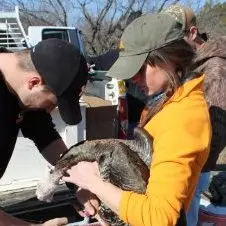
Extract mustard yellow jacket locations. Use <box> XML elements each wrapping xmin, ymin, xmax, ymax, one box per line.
<box><xmin>119</xmin><ymin>74</ymin><xmax>211</xmax><ymax>226</ymax></box>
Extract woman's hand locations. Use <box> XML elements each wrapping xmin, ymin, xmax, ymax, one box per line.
<box><xmin>62</xmin><ymin>161</ymin><xmax>101</xmax><ymax>190</ymax></box>
<box><xmin>62</xmin><ymin>161</ymin><xmax>121</xmax><ymax>216</ymax></box>
<box><xmin>63</xmin><ymin>162</ymin><xmax>102</xmax><ymax>217</ymax></box>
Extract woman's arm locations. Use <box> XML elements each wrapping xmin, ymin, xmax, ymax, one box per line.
<box><xmin>63</xmin><ymin>116</ymin><xmax>210</xmax><ymax>226</ymax></box>
<box><xmin>88</xmin><ymin>176</ymin><xmax>122</xmax><ymax>214</ymax></box>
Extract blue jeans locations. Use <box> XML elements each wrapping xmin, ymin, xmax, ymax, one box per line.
<box><xmin>186</xmin><ymin>172</ymin><xmax>210</xmax><ymax>226</ymax></box>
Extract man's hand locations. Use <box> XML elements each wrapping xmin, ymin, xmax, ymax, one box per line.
<box><xmin>73</xmin><ymin>188</ymin><xmax>100</xmax><ymax>217</ymax></box>
<box><xmin>0</xmin><ymin>209</ymin><xmax>68</xmax><ymax>226</ymax></box>
<box><xmin>41</xmin><ymin>217</ymin><xmax>68</xmax><ymax>226</ymax></box>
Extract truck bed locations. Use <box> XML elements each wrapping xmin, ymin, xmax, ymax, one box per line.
<box><xmin>1</xmin><ymin>184</ymin><xmax>85</xmax><ymax>224</ymax></box>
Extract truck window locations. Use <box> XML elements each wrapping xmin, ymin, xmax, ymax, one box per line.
<box><xmin>68</xmin><ymin>29</ymin><xmax>82</xmax><ymax>54</ymax></box>
<box><xmin>42</xmin><ymin>29</ymin><xmax>69</xmax><ymax>42</ymax></box>
<box><xmin>42</xmin><ymin>28</ymin><xmax>84</xmax><ymax>57</ymax></box>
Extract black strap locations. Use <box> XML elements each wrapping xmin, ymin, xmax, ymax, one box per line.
<box><xmin>175</xmin><ymin>207</ymin><xmax>187</xmax><ymax>226</ymax></box>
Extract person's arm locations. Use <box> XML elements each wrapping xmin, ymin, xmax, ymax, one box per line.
<box><xmin>0</xmin><ymin>209</ymin><xmax>68</xmax><ymax>226</ymax></box>
<box><xmin>41</xmin><ymin>138</ymin><xmax>67</xmax><ymax>165</ymax></box>
<box><xmin>63</xmin><ymin>130</ymin><xmax>208</xmax><ymax>225</ymax></box>
<box><xmin>200</xmin><ymin>57</ymin><xmax>226</xmax><ymax>170</ymax></box>
<box><xmin>62</xmin><ymin>135</ymin><xmax>194</xmax><ymax>226</ymax></box>
<box><xmin>0</xmin><ymin>209</ymin><xmax>34</xmax><ymax>226</ymax></box>
<box><xmin>63</xmin><ymin>107</ymin><xmax>211</xmax><ymax>226</ymax></box>
<box><xmin>88</xmin><ymin>177</ymin><xmax>122</xmax><ymax>214</ymax></box>
<box><xmin>20</xmin><ymin>110</ymin><xmax>67</xmax><ymax>165</ymax></box>
<box><xmin>202</xmin><ymin>57</ymin><xmax>226</xmax><ymax>110</ymax></box>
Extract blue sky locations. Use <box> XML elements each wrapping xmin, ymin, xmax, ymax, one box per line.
<box><xmin>1</xmin><ymin>0</ymin><xmax>226</xmax><ymax>26</ymax></box>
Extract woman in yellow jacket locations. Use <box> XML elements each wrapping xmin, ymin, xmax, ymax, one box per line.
<box><xmin>63</xmin><ymin>13</ymin><xmax>211</xmax><ymax>226</ymax></box>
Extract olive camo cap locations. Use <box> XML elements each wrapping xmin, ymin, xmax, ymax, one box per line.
<box><xmin>162</xmin><ymin>4</ymin><xmax>196</xmax><ymax>31</ymax></box>
<box><xmin>107</xmin><ymin>13</ymin><xmax>184</xmax><ymax>80</ymax></box>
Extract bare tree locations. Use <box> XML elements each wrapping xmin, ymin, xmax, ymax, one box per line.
<box><xmin>196</xmin><ymin>2</ymin><xmax>226</xmax><ymax>40</ymax></box>
<box><xmin>0</xmin><ymin>0</ymin><xmax>73</xmax><ymax>30</ymax></box>
<box><xmin>74</xmin><ymin>0</ymin><xmax>181</xmax><ymax>55</ymax></box>
<box><xmin>1</xmin><ymin>0</ymin><xmax>225</xmax><ymax>56</ymax></box>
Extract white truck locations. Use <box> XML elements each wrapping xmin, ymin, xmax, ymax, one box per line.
<box><xmin>0</xmin><ymin>6</ymin><xmax>122</xmax><ymax>224</ymax></box>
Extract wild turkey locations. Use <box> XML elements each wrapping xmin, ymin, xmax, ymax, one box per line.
<box><xmin>36</xmin><ymin>127</ymin><xmax>152</xmax><ymax>226</ymax></box>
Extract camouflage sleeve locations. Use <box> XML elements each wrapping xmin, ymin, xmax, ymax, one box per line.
<box><xmin>202</xmin><ymin>57</ymin><xmax>226</xmax><ymax>111</ymax></box>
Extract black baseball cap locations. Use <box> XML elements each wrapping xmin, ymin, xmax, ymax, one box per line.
<box><xmin>30</xmin><ymin>38</ymin><xmax>88</xmax><ymax>125</ymax></box>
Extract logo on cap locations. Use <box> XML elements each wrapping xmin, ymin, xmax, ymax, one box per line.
<box><xmin>119</xmin><ymin>41</ymin><xmax>125</xmax><ymax>51</ymax></box>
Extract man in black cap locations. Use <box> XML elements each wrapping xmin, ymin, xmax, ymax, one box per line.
<box><xmin>0</xmin><ymin>38</ymin><xmax>88</xmax><ymax>225</ymax></box>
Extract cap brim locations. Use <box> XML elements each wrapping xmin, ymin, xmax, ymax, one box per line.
<box><xmin>57</xmin><ymin>96</ymin><xmax>82</xmax><ymax>125</ymax></box>
<box><xmin>107</xmin><ymin>53</ymin><xmax>148</xmax><ymax>80</ymax></box>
